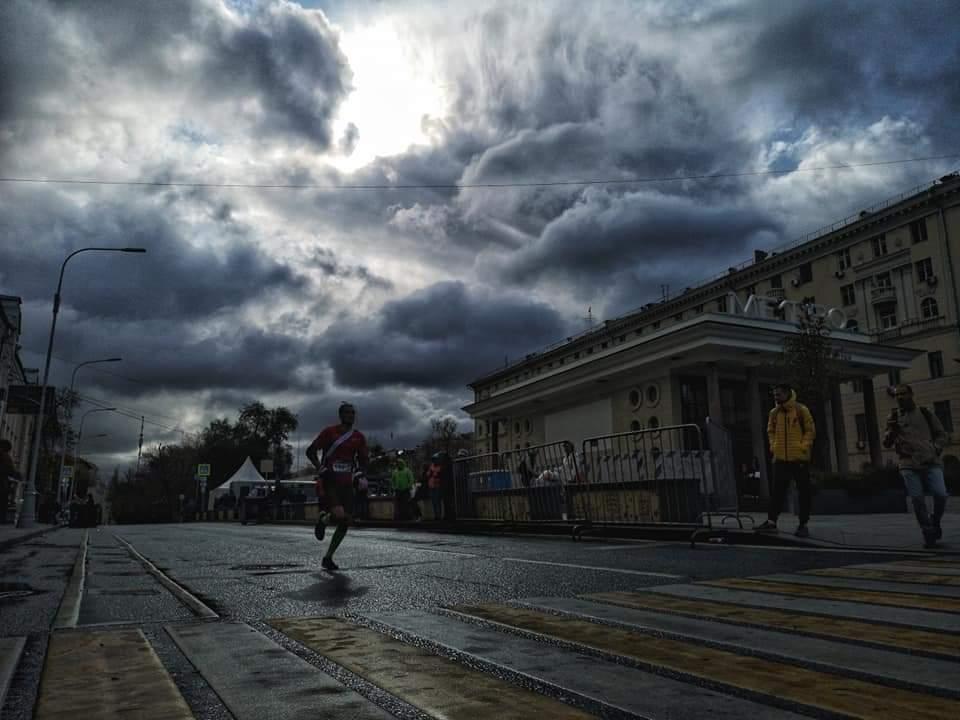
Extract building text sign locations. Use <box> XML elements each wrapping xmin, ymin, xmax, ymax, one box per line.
<box><xmin>725</xmin><ymin>292</ymin><xmax>849</xmax><ymax>330</ymax></box>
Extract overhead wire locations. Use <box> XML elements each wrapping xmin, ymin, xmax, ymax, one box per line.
<box><xmin>0</xmin><ymin>154</ymin><xmax>957</xmax><ymax>191</ymax></box>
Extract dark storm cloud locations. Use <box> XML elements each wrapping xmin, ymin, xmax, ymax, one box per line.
<box><xmin>306</xmin><ymin>248</ymin><xmax>393</xmax><ymax>290</ymax></box>
<box><xmin>0</xmin><ymin>189</ymin><xmax>307</xmax><ymax>321</ymax></box>
<box><xmin>0</xmin><ymin>0</ymin><xmax>352</xmax><ymax>148</ymax></box>
<box><xmin>321</xmin><ymin>281</ymin><xmax>571</xmax><ymax>389</ymax></box>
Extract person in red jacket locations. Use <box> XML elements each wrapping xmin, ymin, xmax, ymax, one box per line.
<box><xmin>306</xmin><ymin>402</ymin><xmax>368</xmax><ymax>570</ymax></box>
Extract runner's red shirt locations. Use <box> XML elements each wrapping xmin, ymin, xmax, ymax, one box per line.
<box><xmin>314</xmin><ymin>424</ymin><xmax>368</xmax><ymax>486</ymax></box>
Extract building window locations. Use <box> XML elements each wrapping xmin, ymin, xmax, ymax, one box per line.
<box><xmin>618</xmin><ymin>334</ymin><xmax>626</xmax><ymax>342</ymax></box>
<box><xmin>855</xmin><ymin>414</ymin><xmax>868</xmax><ymax>446</ymax></box>
<box><xmin>910</xmin><ymin>218</ymin><xmax>929</xmax><ymax>244</ymax></box>
<box><xmin>635</xmin><ymin>329</ymin><xmax>643</xmax><ymax>336</ymax></box>
<box><xmin>837</xmin><ymin>248</ymin><xmax>852</xmax><ymax>271</ymax></box>
<box><xmin>878</xmin><ymin>303</ymin><xmax>897</xmax><ymax>329</ymax></box>
<box><xmin>629</xmin><ymin>388</ymin><xmax>642</xmax><ymax>408</ymax></box>
<box><xmin>652</xmin><ymin>321</ymin><xmax>660</xmax><ymax>329</ymax></box>
<box><xmin>840</xmin><ymin>284</ymin><xmax>856</xmax><ymax>306</ymax></box>
<box><xmin>647</xmin><ymin>416</ymin><xmax>660</xmax><ymax>429</ymax></box>
<box><xmin>574</xmin><ymin>352</ymin><xmax>580</xmax><ymax>359</ymax></box>
<box><xmin>514</xmin><ymin>422</ymin><xmax>521</xmax><ymax>435</ymax></box>
<box><xmin>478</xmin><ymin>422</ymin><xmax>485</xmax><ymax>438</ymax></box>
<box><xmin>694</xmin><ymin>304</ymin><xmax>704</xmax><ymax>314</ymax></box>
<box><xmin>888</xmin><ymin>369</ymin><xmax>901</xmax><ymax>387</ymax></box>
<box><xmin>872</xmin><ymin>234</ymin><xmax>888</xmax><ymax>257</ymax></box>
<box><xmin>524</xmin><ymin>419</ymin><xmax>532</xmax><ymax>434</ymax></box>
<box><xmin>716</xmin><ymin>296</ymin><xmax>728</xmax><ymax>312</ymax></box>
<box><xmin>745</xmin><ymin>284</ymin><xmax>757</xmax><ymax>297</ymax></box>
<box><xmin>874</xmin><ymin>271</ymin><xmax>892</xmax><ymax>288</ymax></box>
<box><xmin>797</xmin><ymin>263</ymin><xmax>813</xmax><ymax>284</ymax></box>
<box><xmin>851</xmin><ymin>379</ymin><xmax>863</xmax><ymax>393</ymax></box>
<box><xmin>929</xmin><ymin>351</ymin><xmax>944</xmax><ymax>379</ymax></box>
<box><xmin>845</xmin><ymin>319</ymin><xmax>859</xmax><ymax>332</ymax></box>
<box><xmin>921</xmin><ymin>297</ymin><xmax>939</xmax><ymax>319</ymax></box>
<box><xmin>674</xmin><ymin>313</ymin><xmax>683</xmax><ymax>322</ymax></box>
<box><xmin>630</xmin><ymin>419</ymin><xmax>641</xmax><ymax>432</ymax></box>
<box><xmin>916</xmin><ymin>258</ymin><xmax>934</xmax><ymax>283</ymax></box>
<box><xmin>769</xmin><ymin>274</ymin><xmax>782</xmax><ymax>289</ymax></box>
<box><xmin>601</xmin><ymin>342</ymin><xmax>608</xmax><ymax>349</ymax></box>
<box><xmin>934</xmin><ymin>400</ymin><xmax>954</xmax><ymax>433</ymax></box>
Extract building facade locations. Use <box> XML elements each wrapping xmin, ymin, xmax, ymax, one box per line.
<box><xmin>464</xmin><ymin>173</ymin><xmax>960</xmax><ymax>492</ymax></box>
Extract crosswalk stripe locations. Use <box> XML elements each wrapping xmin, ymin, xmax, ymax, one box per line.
<box><xmin>35</xmin><ymin>630</ymin><xmax>192</xmax><ymax>719</ymax></box>
<box><xmin>371</xmin><ymin>609</ymin><xmax>808</xmax><ymax>719</ymax></box>
<box><xmin>167</xmin><ymin>621</ymin><xmax>392</xmax><ymax>720</ymax></box>
<box><xmin>757</xmin><ymin>572</ymin><xmax>960</xmax><ymax>597</ymax></box>
<box><xmin>270</xmin><ymin>616</ymin><xmax>594</xmax><ymax>720</ymax></box>
<box><xmin>646</xmin><ymin>584</ymin><xmax>960</xmax><ymax>632</ymax></box>
<box><xmin>805</xmin><ymin>567</ymin><xmax>960</xmax><ymax>586</ymax></box>
<box><xmin>856</xmin><ymin>562</ymin><xmax>960</xmax><ymax>576</ymax></box>
<box><xmin>703</xmin><ymin>578</ymin><xmax>960</xmax><ymax>613</ymax></box>
<box><xmin>451</xmin><ymin>603</ymin><xmax>960</xmax><ymax>720</ymax></box>
<box><xmin>583</xmin><ymin>590</ymin><xmax>960</xmax><ymax>657</ymax></box>
<box><xmin>523</xmin><ymin>596</ymin><xmax>960</xmax><ymax>693</ymax></box>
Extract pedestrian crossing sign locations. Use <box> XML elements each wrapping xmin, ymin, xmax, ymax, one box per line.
<box><xmin>197</xmin><ymin>463</ymin><xmax>211</xmax><ymax>476</ymax></box>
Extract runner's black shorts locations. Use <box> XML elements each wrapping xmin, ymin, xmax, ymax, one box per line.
<box><xmin>322</xmin><ymin>477</ymin><xmax>354</xmax><ymax>516</ymax></box>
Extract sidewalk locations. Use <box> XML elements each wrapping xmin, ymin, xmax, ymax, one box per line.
<box><xmin>741</xmin><ymin>511</ymin><xmax>960</xmax><ymax>552</ymax></box>
<box><xmin>0</xmin><ymin>523</ymin><xmax>58</xmax><ymax>550</ymax></box>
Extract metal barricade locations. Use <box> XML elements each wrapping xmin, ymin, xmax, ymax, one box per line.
<box><xmin>578</xmin><ymin>424</ymin><xmax>711</xmax><ymax>528</ymax></box>
<box><xmin>703</xmin><ymin>417</ymin><xmax>748</xmax><ymax>529</ymax></box>
<box><xmin>497</xmin><ymin>441</ymin><xmax>584</xmax><ymax>522</ymax></box>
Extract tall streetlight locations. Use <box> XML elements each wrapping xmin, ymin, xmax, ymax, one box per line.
<box><xmin>66</xmin><ymin>407</ymin><xmax>116</xmax><ymax>505</ymax></box>
<box><xmin>20</xmin><ymin>247</ymin><xmax>145</xmax><ymax>528</ymax></box>
<box><xmin>56</xmin><ymin>358</ymin><xmax>122</xmax><ymax>508</ymax></box>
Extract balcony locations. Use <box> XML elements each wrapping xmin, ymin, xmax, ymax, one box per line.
<box><xmin>870</xmin><ymin>286</ymin><xmax>897</xmax><ymax>305</ymax></box>
<box><xmin>766</xmin><ymin>288</ymin><xmax>785</xmax><ymax>302</ymax></box>
<box><xmin>871</xmin><ymin>315</ymin><xmax>947</xmax><ymax>342</ymax></box>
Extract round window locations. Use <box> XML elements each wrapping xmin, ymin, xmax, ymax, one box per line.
<box><xmin>630</xmin><ymin>419</ymin><xmax>641</xmax><ymax>432</ymax></box>
<box><xmin>648</xmin><ymin>416</ymin><xmax>660</xmax><ymax>429</ymax></box>
<box><xmin>524</xmin><ymin>419</ymin><xmax>532</xmax><ymax>434</ymax></box>
<box><xmin>645</xmin><ymin>383</ymin><xmax>661</xmax><ymax>407</ymax></box>
<box><xmin>514</xmin><ymin>422</ymin><xmax>521</xmax><ymax>435</ymax></box>
<box><xmin>629</xmin><ymin>388</ymin><xmax>642</xmax><ymax>408</ymax></box>
<box><xmin>478</xmin><ymin>422</ymin><xmax>484</xmax><ymax>437</ymax></box>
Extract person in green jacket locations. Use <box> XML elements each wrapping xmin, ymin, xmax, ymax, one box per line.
<box><xmin>391</xmin><ymin>457</ymin><xmax>415</xmax><ymax>521</ymax></box>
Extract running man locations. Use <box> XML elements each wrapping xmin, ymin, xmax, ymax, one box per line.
<box><xmin>306</xmin><ymin>402</ymin><xmax>369</xmax><ymax>570</ymax></box>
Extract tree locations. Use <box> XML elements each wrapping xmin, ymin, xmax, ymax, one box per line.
<box><xmin>774</xmin><ymin>300</ymin><xmax>845</xmax><ymax>469</ymax></box>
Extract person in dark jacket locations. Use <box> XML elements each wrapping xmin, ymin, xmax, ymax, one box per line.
<box><xmin>883</xmin><ymin>384</ymin><xmax>949</xmax><ymax>548</ymax></box>
<box><xmin>1</xmin><ymin>439</ymin><xmax>22</xmax><ymax>524</ymax></box>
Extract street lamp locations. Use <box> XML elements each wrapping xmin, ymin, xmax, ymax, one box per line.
<box><xmin>56</xmin><ymin>357</ymin><xmax>122</xmax><ymax>507</ymax></box>
<box><xmin>20</xmin><ymin>247</ymin><xmax>145</xmax><ymax>528</ymax></box>
<box><xmin>66</xmin><ymin>407</ymin><xmax>116</xmax><ymax>505</ymax></box>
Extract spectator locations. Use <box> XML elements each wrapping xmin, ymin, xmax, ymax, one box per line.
<box><xmin>883</xmin><ymin>384</ymin><xmax>950</xmax><ymax>548</ymax></box>
<box><xmin>757</xmin><ymin>383</ymin><xmax>816</xmax><ymax>538</ymax></box>
<box><xmin>391</xmin><ymin>457</ymin><xmax>415</xmax><ymax>521</ymax></box>
<box><xmin>426</xmin><ymin>454</ymin><xmax>444</xmax><ymax>520</ymax></box>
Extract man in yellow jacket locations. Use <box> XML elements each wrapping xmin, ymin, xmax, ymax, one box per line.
<box><xmin>757</xmin><ymin>384</ymin><xmax>816</xmax><ymax>537</ymax></box>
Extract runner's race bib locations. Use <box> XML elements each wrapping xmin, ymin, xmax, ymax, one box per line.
<box><xmin>332</xmin><ymin>461</ymin><xmax>353</xmax><ymax>473</ymax></box>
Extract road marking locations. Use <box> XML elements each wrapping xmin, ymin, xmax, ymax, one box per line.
<box><xmin>864</xmin><ymin>562</ymin><xmax>960</xmax><ymax>576</ymax></box>
<box><xmin>804</xmin><ymin>566</ymin><xmax>960</xmax><ymax>586</ymax></box>
<box><xmin>0</xmin><ymin>637</ymin><xmax>26</xmax><ymax>714</ymax></box>
<box><xmin>34</xmin><ymin>629</ymin><xmax>192</xmax><ymax>719</ymax></box>
<box><xmin>408</xmin><ymin>547</ymin><xmax>480</xmax><ymax>558</ymax></box>
<box><xmin>114</xmin><ymin>534</ymin><xmax>217</xmax><ymax>619</ymax></box>
<box><xmin>646</xmin><ymin>583</ymin><xmax>960</xmax><ymax>632</ymax></box>
<box><xmin>270</xmin><ymin>616</ymin><xmax>594</xmax><ymax>720</ymax></box>
<box><xmin>372</xmin><ymin>609</ymin><xmax>808</xmax><ymax>719</ymax></box>
<box><xmin>584</xmin><ymin>591</ymin><xmax>960</xmax><ymax>657</ymax></box>
<box><xmin>758</xmin><ymin>572</ymin><xmax>960</xmax><ymax>598</ymax></box>
<box><xmin>450</xmin><ymin>603</ymin><xmax>960</xmax><ymax>720</ymax></box>
<box><xmin>524</xmin><ymin>596</ymin><xmax>960</xmax><ymax>693</ymax></box>
<box><xmin>167</xmin><ymin>622</ymin><xmax>392</xmax><ymax>720</ymax></box>
<box><xmin>704</xmin><ymin>578</ymin><xmax>960</xmax><ymax>613</ymax></box>
<box><xmin>502</xmin><ymin>557</ymin><xmax>683</xmax><ymax>578</ymax></box>
<box><xmin>579</xmin><ymin>543</ymin><xmax>673</xmax><ymax>551</ymax></box>
<box><xmin>52</xmin><ymin>529</ymin><xmax>88</xmax><ymax>630</ymax></box>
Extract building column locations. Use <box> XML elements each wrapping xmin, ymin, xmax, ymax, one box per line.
<box><xmin>706</xmin><ymin>364</ymin><xmax>723</xmax><ymax>424</ymax></box>
<box><xmin>822</xmin><ymin>394</ymin><xmax>837</xmax><ymax>473</ymax></box>
<box><xmin>862</xmin><ymin>376</ymin><xmax>883</xmax><ymax>468</ymax></box>
<box><xmin>830</xmin><ymin>381</ymin><xmax>850</xmax><ymax>475</ymax></box>
<box><xmin>747</xmin><ymin>368</ymin><xmax>769</xmax><ymax>500</ymax></box>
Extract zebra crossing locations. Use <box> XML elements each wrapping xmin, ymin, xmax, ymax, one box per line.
<box><xmin>24</xmin><ymin>554</ymin><xmax>960</xmax><ymax>719</ymax></box>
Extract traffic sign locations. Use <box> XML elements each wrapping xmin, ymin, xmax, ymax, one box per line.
<box><xmin>197</xmin><ymin>463</ymin><xmax>211</xmax><ymax>476</ymax></box>
<box><xmin>61</xmin><ymin>466</ymin><xmax>74</xmax><ymax>480</ymax></box>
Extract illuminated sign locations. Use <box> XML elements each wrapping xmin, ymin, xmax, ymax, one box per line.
<box><xmin>726</xmin><ymin>292</ymin><xmax>849</xmax><ymax>330</ymax></box>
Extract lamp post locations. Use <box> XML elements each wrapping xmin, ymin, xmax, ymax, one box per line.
<box><xmin>19</xmin><ymin>247</ymin><xmax>145</xmax><ymax>528</ymax></box>
<box><xmin>56</xmin><ymin>358</ymin><xmax>122</xmax><ymax>509</ymax></box>
<box><xmin>67</xmin><ymin>407</ymin><xmax>116</xmax><ymax>505</ymax></box>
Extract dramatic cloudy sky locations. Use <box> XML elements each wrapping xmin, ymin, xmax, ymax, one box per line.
<box><xmin>1</xmin><ymin>0</ymin><xmax>958</xmax><ymax>472</ymax></box>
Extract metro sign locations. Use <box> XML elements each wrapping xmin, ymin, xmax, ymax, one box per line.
<box><xmin>725</xmin><ymin>292</ymin><xmax>850</xmax><ymax>330</ymax></box>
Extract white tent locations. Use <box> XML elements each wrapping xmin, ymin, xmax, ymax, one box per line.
<box><xmin>208</xmin><ymin>457</ymin><xmax>267</xmax><ymax>510</ymax></box>
<box><xmin>208</xmin><ymin>457</ymin><xmax>318</xmax><ymax>510</ymax></box>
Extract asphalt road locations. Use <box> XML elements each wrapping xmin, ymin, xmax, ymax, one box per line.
<box><xmin>2</xmin><ymin>523</ymin><xmax>958</xmax><ymax>719</ymax></box>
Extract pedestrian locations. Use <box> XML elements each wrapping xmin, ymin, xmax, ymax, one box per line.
<box><xmin>426</xmin><ymin>453</ymin><xmax>444</xmax><ymax>520</ymax></box>
<box><xmin>391</xmin><ymin>456</ymin><xmax>414</xmax><ymax>520</ymax></box>
<box><xmin>757</xmin><ymin>383</ymin><xmax>816</xmax><ymax>537</ymax></box>
<box><xmin>441</xmin><ymin>452</ymin><xmax>456</xmax><ymax>521</ymax></box>
<box><xmin>883</xmin><ymin>384</ymin><xmax>949</xmax><ymax>548</ymax></box>
<box><xmin>1</xmin><ymin>439</ymin><xmax>22</xmax><ymax>524</ymax></box>
<box><xmin>305</xmin><ymin>402</ymin><xmax>369</xmax><ymax>571</ymax></box>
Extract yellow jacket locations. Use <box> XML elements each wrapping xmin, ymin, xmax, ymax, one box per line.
<box><xmin>767</xmin><ymin>390</ymin><xmax>816</xmax><ymax>463</ymax></box>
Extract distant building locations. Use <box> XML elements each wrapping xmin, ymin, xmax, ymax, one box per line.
<box><xmin>464</xmin><ymin>173</ymin><xmax>960</xmax><ymax>489</ymax></box>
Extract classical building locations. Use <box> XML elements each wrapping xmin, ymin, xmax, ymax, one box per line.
<box><xmin>464</xmin><ymin>172</ymin><xmax>960</xmax><ymax>496</ymax></box>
